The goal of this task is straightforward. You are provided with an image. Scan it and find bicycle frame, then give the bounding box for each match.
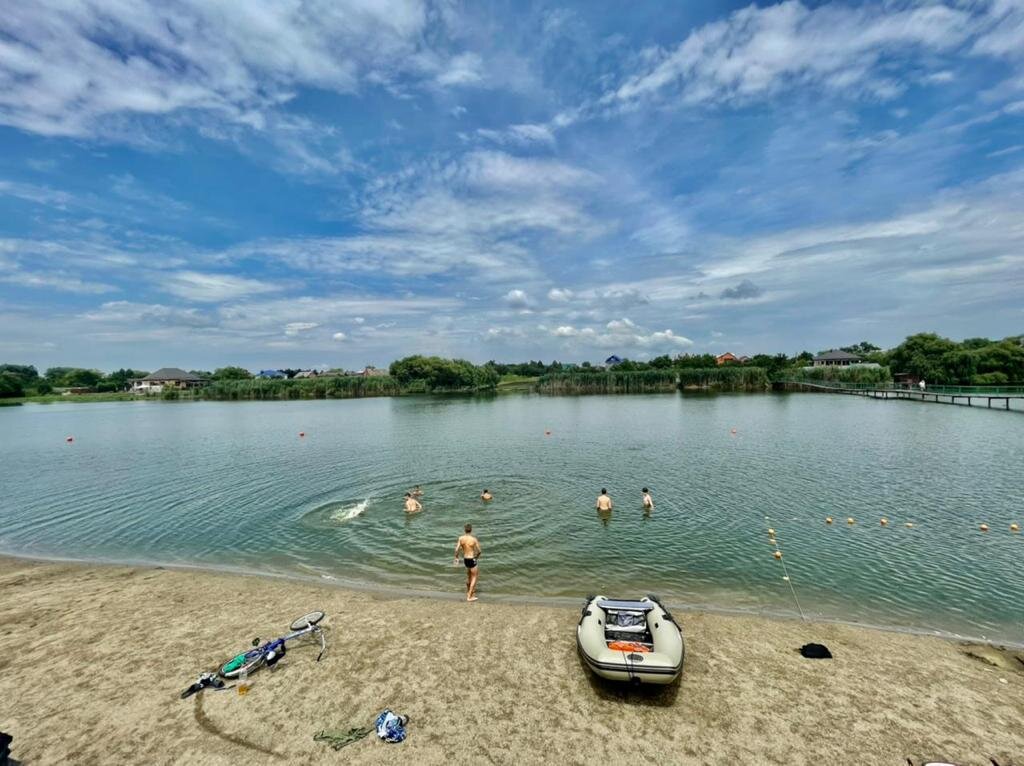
[223,619,327,679]
[250,623,327,664]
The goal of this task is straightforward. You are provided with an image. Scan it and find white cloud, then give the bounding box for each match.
[353,316,365,324]
[0,270,117,294]
[436,52,484,87]
[284,322,319,336]
[162,271,281,302]
[547,287,574,302]
[608,2,974,109]
[0,0,472,141]
[550,317,692,350]
[477,123,556,146]
[332,331,348,341]
[504,289,530,308]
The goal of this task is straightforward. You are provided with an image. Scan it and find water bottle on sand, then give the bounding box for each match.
[238,668,250,696]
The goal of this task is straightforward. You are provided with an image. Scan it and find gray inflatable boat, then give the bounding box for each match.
[576,595,684,685]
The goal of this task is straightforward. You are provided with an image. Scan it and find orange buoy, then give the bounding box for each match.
[544,430,551,436]
[880,518,888,526]
[847,517,855,525]
[979,523,989,532]
[1011,523,1020,532]
[730,428,737,434]
[65,436,73,443]
[299,432,306,437]
[826,516,833,524]
[773,550,782,560]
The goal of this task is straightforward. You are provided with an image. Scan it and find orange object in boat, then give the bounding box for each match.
[607,641,650,653]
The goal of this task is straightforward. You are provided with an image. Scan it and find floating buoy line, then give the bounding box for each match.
[823,517,1017,533]
[765,515,806,622]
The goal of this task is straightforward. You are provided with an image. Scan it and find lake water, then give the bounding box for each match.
[1,394,1021,643]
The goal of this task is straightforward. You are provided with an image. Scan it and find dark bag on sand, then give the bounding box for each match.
[799,643,832,659]
[1,730,12,766]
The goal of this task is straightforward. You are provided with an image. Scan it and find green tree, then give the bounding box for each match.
[0,371,24,398]
[0,364,39,385]
[44,367,103,387]
[213,366,253,380]
[106,369,149,390]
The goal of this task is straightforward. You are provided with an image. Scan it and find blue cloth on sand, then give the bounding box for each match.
[375,710,408,743]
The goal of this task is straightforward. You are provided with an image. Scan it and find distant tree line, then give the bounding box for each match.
[1,333,1021,399]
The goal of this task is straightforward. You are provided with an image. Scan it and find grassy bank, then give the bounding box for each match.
[536,367,770,394]
[781,365,892,386]
[195,375,403,400]
[6,391,140,404]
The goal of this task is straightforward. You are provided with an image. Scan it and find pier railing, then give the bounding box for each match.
[777,379,1023,411]
[779,380,1024,396]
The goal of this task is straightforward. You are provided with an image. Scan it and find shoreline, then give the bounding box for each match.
[2,550,1020,651]
[1,554,1022,764]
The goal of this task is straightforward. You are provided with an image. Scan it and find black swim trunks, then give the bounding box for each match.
[464,557,477,569]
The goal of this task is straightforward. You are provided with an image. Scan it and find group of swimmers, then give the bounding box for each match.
[405,485,655,602]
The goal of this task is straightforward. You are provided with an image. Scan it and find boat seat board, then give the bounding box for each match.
[596,599,654,612]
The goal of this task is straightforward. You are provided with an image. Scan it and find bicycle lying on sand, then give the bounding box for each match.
[181,611,327,698]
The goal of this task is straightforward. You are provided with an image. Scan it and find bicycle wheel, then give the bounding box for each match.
[289,610,325,631]
[219,650,265,679]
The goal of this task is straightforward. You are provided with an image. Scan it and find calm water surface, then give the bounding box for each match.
[1,394,1021,642]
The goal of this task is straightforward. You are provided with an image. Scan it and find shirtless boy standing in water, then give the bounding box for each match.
[642,488,654,510]
[453,524,481,602]
[596,489,613,511]
[404,493,422,513]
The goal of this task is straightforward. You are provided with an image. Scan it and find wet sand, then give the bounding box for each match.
[0,555,1021,765]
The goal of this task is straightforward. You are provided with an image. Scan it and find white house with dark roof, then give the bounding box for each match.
[131,368,206,393]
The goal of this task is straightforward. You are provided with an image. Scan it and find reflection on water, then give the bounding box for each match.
[1,394,1022,643]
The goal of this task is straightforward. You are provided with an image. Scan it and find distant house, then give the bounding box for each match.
[716,352,737,366]
[360,366,387,377]
[812,350,862,367]
[294,370,318,379]
[257,369,286,379]
[604,355,622,366]
[132,368,205,394]
[737,356,751,364]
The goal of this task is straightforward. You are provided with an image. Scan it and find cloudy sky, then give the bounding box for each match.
[1,0,1022,371]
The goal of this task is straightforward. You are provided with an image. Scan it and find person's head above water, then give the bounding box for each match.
[465,523,472,533]
[642,487,649,493]
[601,488,607,494]
[404,492,411,498]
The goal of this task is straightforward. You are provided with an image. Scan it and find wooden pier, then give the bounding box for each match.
[779,381,1024,411]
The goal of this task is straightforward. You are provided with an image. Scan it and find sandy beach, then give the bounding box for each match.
[0,556,1021,765]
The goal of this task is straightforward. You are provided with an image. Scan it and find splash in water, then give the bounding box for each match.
[329,499,370,523]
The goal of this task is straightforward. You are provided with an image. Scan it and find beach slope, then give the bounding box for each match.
[0,557,1020,765]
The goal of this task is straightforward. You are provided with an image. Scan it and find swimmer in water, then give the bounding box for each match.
[411,485,423,497]
[596,488,613,511]
[480,489,492,501]
[453,523,481,602]
[404,492,422,513]
[642,487,654,510]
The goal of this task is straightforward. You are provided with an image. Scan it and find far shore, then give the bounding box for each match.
[1,555,1021,765]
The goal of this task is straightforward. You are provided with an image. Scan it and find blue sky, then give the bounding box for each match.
[1,0,1022,371]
